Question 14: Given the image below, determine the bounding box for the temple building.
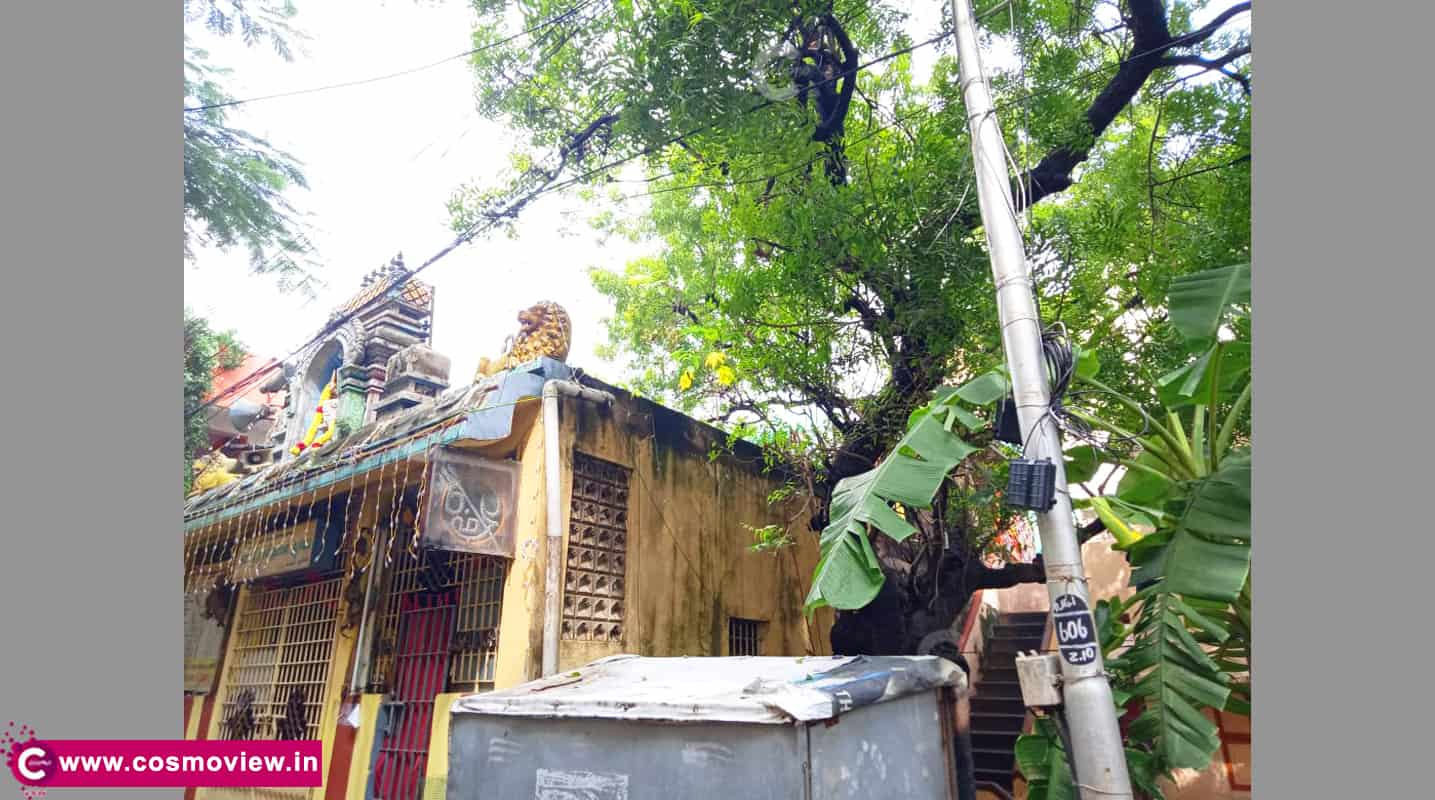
[181,259,834,800]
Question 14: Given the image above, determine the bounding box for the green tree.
[184,308,249,495]
[183,1,320,295]
[452,1,1251,653]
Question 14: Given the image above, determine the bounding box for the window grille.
[562,452,630,642]
[216,577,343,743]
[729,617,762,656]
[366,549,508,694]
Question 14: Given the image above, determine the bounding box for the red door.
[372,591,456,800]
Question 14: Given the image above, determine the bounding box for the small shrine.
[181,259,833,800]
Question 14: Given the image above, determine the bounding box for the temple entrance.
[371,590,457,800]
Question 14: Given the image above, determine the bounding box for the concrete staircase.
[970,611,1047,793]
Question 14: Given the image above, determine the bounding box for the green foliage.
[183,2,320,295]
[446,2,1249,495]
[1166,263,1250,349]
[746,523,795,554]
[1017,263,1253,795]
[184,308,248,495]
[446,3,1250,782]
[184,1,306,60]
[804,371,1006,613]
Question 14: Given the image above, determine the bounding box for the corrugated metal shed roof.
[450,654,966,725]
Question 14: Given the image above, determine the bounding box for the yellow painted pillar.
[314,577,362,799]
[203,584,249,741]
[493,421,551,689]
[422,693,463,800]
[343,695,383,800]
[184,698,203,740]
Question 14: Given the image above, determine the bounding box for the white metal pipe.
[540,379,615,677]
[948,0,1134,796]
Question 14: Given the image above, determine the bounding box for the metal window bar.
[205,578,342,800]
[217,578,342,742]
[367,548,508,695]
[729,617,762,657]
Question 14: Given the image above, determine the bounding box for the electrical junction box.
[1005,458,1057,511]
[1014,651,1064,708]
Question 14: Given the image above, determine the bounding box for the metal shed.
[445,654,973,800]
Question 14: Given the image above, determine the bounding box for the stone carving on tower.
[270,253,435,460]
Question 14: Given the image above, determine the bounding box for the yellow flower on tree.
[679,369,694,391]
[704,351,727,369]
[716,365,736,386]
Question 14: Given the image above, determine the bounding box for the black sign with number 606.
[1052,593,1099,666]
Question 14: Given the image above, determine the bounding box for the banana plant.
[1018,263,1252,798]
[803,370,1009,614]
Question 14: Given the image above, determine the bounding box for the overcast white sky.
[183,1,958,385]
[184,1,1235,389]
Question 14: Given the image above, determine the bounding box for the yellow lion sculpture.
[475,301,572,379]
[190,451,241,495]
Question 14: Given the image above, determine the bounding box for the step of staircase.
[991,622,1047,639]
[980,666,1020,684]
[972,746,1018,772]
[974,766,1017,790]
[972,729,1022,753]
[971,710,1027,734]
[976,680,1024,700]
[985,638,1046,656]
[966,609,1049,791]
[970,696,1028,717]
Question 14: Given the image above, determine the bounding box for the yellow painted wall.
[343,695,382,800]
[558,392,832,671]
[486,403,551,689]
[188,390,834,800]
[316,579,361,797]
[484,390,833,687]
[185,696,203,740]
[421,693,463,800]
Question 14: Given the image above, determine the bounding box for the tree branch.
[1161,44,1252,95]
[813,13,859,144]
[1009,0,1251,211]
[1168,2,1252,49]
[1150,153,1250,186]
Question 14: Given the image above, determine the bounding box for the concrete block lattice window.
[562,452,631,642]
[728,617,763,656]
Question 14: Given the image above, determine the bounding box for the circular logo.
[10,741,57,786]
[749,39,800,102]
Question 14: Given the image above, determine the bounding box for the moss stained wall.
[552,389,834,672]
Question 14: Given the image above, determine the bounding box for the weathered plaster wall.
[471,386,836,679]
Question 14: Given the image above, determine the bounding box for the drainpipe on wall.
[541,379,614,677]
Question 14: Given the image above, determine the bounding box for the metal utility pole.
[947,0,1134,797]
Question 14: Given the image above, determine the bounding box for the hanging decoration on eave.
[291,373,340,456]
[419,446,520,558]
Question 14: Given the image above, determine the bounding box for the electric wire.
[183,0,603,113]
[186,29,957,427]
[191,9,1249,450]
